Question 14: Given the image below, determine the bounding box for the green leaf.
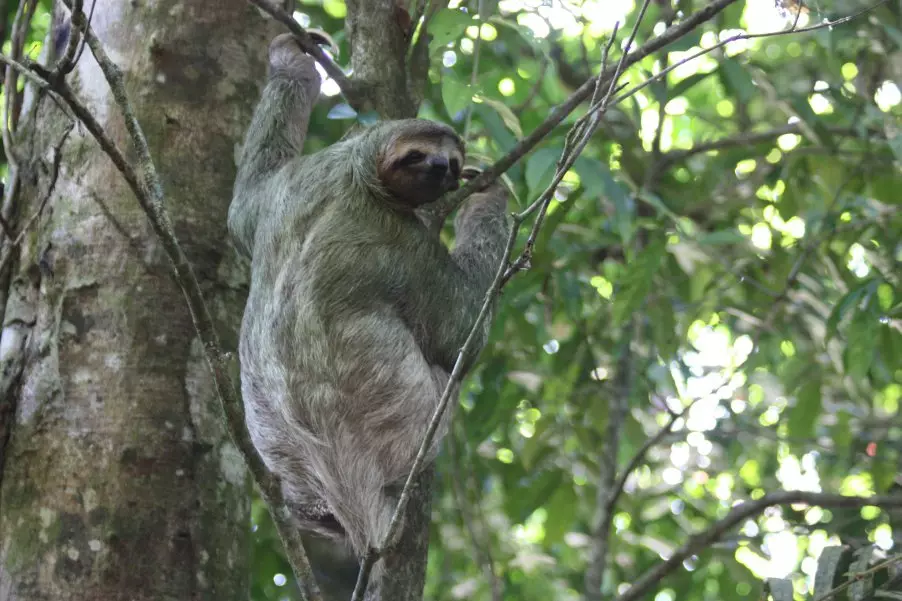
[543,483,578,544]
[595,166,634,244]
[787,379,821,440]
[765,578,794,601]
[814,546,852,597]
[572,156,610,196]
[649,297,678,359]
[428,9,474,51]
[845,311,879,380]
[849,546,876,601]
[442,73,472,119]
[696,229,746,246]
[832,411,853,452]
[666,30,702,53]
[669,70,716,98]
[504,469,564,523]
[612,237,666,325]
[826,279,877,340]
[870,173,902,205]
[525,148,560,198]
[474,95,522,138]
[718,58,756,104]
[887,129,902,163]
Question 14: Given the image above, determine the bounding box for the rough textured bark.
[0,1,275,599]
[344,0,429,119]
[341,2,436,599]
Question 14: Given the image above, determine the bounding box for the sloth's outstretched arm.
[229,34,322,255]
[422,173,509,371]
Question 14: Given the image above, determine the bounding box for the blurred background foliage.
[11,0,902,600]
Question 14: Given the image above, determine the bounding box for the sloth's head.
[375,120,465,208]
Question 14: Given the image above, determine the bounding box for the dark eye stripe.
[400,150,426,165]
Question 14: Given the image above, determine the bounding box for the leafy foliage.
[244,0,902,599]
[13,0,900,599]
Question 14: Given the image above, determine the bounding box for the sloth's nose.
[427,156,449,175]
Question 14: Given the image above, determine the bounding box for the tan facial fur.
[376,126,465,208]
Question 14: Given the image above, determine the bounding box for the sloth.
[228,33,509,591]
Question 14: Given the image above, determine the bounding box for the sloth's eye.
[401,150,426,165]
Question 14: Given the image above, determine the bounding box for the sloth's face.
[378,129,464,208]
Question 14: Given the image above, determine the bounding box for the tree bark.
[0,1,274,599]
[342,2,435,598]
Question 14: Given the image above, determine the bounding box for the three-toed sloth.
[228,33,509,583]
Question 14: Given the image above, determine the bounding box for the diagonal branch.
[443,0,885,214]
[442,0,742,210]
[246,0,357,105]
[352,8,653,599]
[659,124,885,166]
[614,492,902,601]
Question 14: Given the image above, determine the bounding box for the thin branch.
[3,0,37,170]
[353,11,647,598]
[659,124,881,166]
[614,492,902,601]
[7,0,37,124]
[448,0,884,209]
[609,0,888,110]
[53,0,97,78]
[53,0,83,76]
[246,0,355,104]
[443,0,743,208]
[607,412,680,515]
[0,121,73,274]
[0,53,52,90]
[813,554,902,601]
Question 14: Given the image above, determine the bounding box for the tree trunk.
[0,1,273,599]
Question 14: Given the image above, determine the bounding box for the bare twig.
[614,492,902,601]
[5,0,37,130]
[0,122,73,274]
[813,554,902,601]
[53,0,83,76]
[443,0,743,208]
[659,124,882,166]
[609,0,888,110]
[53,0,98,77]
[447,0,884,210]
[3,0,38,171]
[246,0,355,103]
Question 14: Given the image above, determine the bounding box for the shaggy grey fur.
[228,35,509,590]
